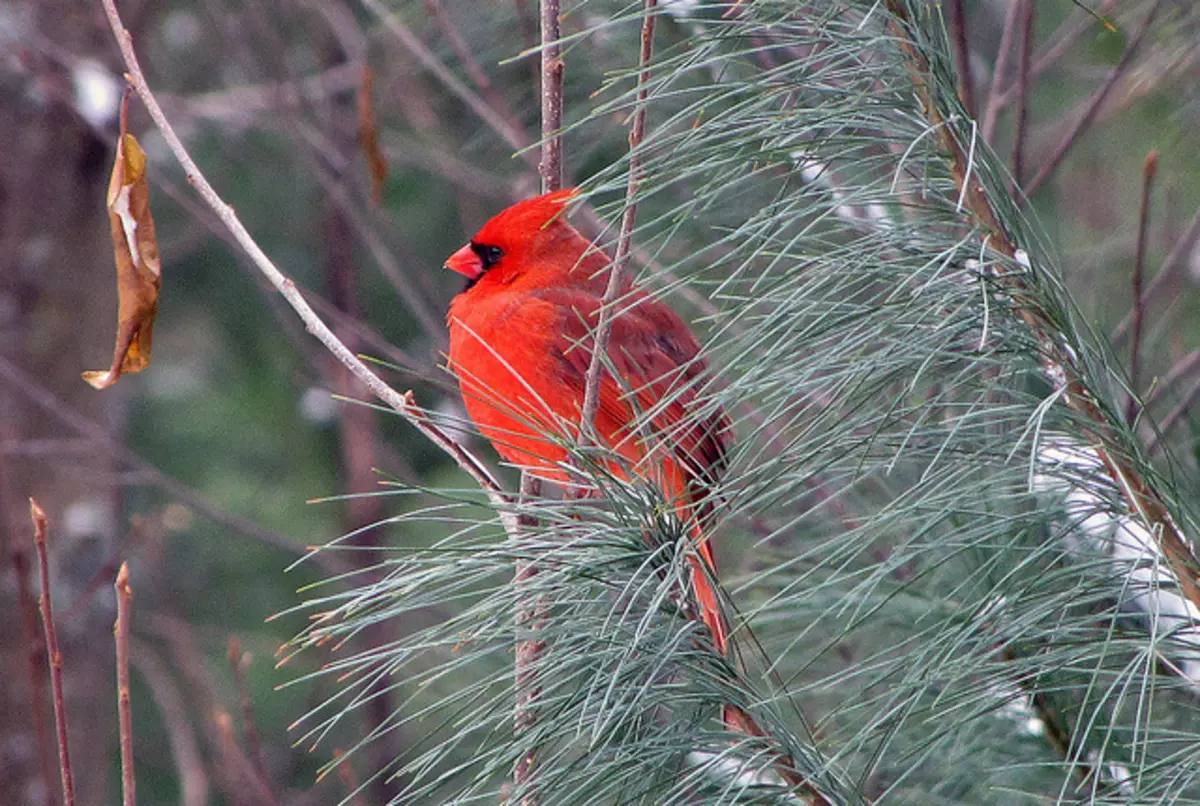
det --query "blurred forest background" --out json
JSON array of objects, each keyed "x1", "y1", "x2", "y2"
[{"x1": 1, "y1": 0, "x2": 1198, "y2": 804}]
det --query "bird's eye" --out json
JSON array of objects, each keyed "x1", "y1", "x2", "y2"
[{"x1": 470, "y1": 242, "x2": 504, "y2": 271}]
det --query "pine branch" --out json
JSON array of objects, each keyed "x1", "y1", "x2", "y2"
[{"x1": 886, "y1": 0, "x2": 1200, "y2": 616}]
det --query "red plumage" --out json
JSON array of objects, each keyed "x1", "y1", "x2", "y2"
[{"x1": 444, "y1": 189, "x2": 731, "y2": 654}]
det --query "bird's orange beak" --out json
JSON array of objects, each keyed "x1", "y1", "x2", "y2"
[{"x1": 444, "y1": 243, "x2": 484, "y2": 280}]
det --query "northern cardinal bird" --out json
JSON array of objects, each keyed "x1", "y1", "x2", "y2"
[{"x1": 444, "y1": 189, "x2": 731, "y2": 655}]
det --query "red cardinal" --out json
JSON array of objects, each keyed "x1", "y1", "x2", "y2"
[{"x1": 444, "y1": 189, "x2": 731, "y2": 655}]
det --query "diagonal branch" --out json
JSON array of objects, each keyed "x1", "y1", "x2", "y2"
[
  {"x1": 1021, "y1": 0, "x2": 1164, "y2": 198},
  {"x1": 97, "y1": 0, "x2": 517, "y2": 536},
  {"x1": 1112, "y1": 204, "x2": 1200, "y2": 347},
  {"x1": 581, "y1": 0, "x2": 657, "y2": 431}
]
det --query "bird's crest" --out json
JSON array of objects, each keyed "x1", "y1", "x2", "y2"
[{"x1": 474, "y1": 188, "x2": 578, "y2": 245}]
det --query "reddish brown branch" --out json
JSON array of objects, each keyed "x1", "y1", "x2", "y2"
[
  {"x1": 539, "y1": 0, "x2": 564, "y2": 191},
  {"x1": 512, "y1": 473, "x2": 546, "y2": 805},
  {"x1": 1011, "y1": 0, "x2": 1034, "y2": 190},
  {"x1": 13, "y1": 549, "x2": 55, "y2": 806},
  {"x1": 1022, "y1": 0, "x2": 1164, "y2": 198},
  {"x1": 115, "y1": 563, "x2": 136, "y2": 806},
  {"x1": 1127, "y1": 150, "x2": 1158, "y2": 423},
  {"x1": 1112, "y1": 204, "x2": 1200, "y2": 347},
  {"x1": 980, "y1": 0, "x2": 1023, "y2": 141},
  {"x1": 30, "y1": 500, "x2": 76, "y2": 806},
  {"x1": 227, "y1": 638, "x2": 266, "y2": 783},
  {"x1": 946, "y1": 0, "x2": 975, "y2": 118}
]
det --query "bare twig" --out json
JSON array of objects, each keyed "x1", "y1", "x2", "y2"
[
  {"x1": 215, "y1": 709, "x2": 281, "y2": 806},
  {"x1": 1127, "y1": 150, "x2": 1157, "y2": 423},
  {"x1": 30, "y1": 500, "x2": 75, "y2": 806},
  {"x1": 539, "y1": 0, "x2": 564, "y2": 191},
  {"x1": 97, "y1": 0, "x2": 517, "y2": 535},
  {"x1": 512, "y1": 472, "x2": 546, "y2": 805},
  {"x1": 947, "y1": 0, "x2": 975, "y2": 118},
  {"x1": 1022, "y1": 0, "x2": 1164, "y2": 199},
  {"x1": 1147, "y1": 375, "x2": 1200, "y2": 455},
  {"x1": 12, "y1": 549, "x2": 55, "y2": 806},
  {"x1": 1011, "y1": 0, "x2": 1034, "y2": 190},
  {"x1": 581, "y1": 0, "x2": 657, "y2": 430},
  {"x1": 227, "y1": 638, "x2": 266, "y2": 783},
  {"x1": 1147, "y1": 348, "x2": 1200, "y2": 408},
  {"x1": 980, "y1": 0, "x2": 1024, "y2": 141},
  {"x1": 1112, "y1": 204, "x2": 1200, "y2": 346},
  {"x1": 115, "y1": 563, "x2": 136, "y2": 806},
  {"x1": 992, "y1": 0, "x2": 1118, "y2": 111}
]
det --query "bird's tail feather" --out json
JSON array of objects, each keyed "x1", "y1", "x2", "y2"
[{"x1": 687, "y1": 532, "x2": 729, "y2": 655}]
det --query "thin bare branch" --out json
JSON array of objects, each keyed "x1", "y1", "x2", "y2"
[
  {"x1": 12, "y1": 549, "x2": 55, "y2": 806},
  {"x1": 947, "y1": 0, "x2": 975, "y2": 118},
  {"x1": 227, "y1": 638, "x2": 266, "y2": 783},
  {"x1": 1127, "y1": 150, "x2": 1157, "y2": 423},
  {"x1": 512, "y1": 472, "x2": 546, "y2": 806},
  {"x1": 1011, "y1": 0, "x2": 1034, "y2": 189},
  {"x1": 115, "y1": 563, "x2": 136, "y2": 806},
  {"x1": 581, "y1": 0, "x2": 657, "y2": 431},
  {"x1": 97, "y1": 0, "x2": 518, "y2": 536},
  {"x1": 980, "y1": 0, "x2": 1024, "y2": 141},
  {"x1": 1022, "y1": 0, "x2": 1164, "y2": 199},
  {"x1": 1113, "y1": 204, "x2": 1200, "y2": 346},
  {"x1": 539, "y1": 0, "x2": 564, "y2": 191},
  {"x1": 30, "y1": 500, "x2": 75, "y2": 806}
]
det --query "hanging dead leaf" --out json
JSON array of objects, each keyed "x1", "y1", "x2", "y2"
[
  {"x1": 357, "y1": 66, "x2": 389, "y2": 206},
  {"x1": 83, "y1": 108, "x2": 162, "y2": 390}
]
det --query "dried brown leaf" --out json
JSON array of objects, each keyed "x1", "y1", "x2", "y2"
[{"x1": 84, "y1": 125, "x2": 162, "y2": 390}]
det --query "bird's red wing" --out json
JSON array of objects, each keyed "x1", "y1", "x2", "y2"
[{"x1": 540, "y1": 287, "x2": 730, "y2": 507}]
